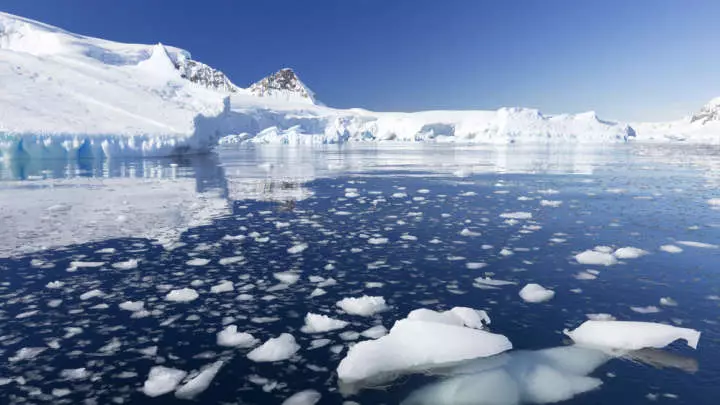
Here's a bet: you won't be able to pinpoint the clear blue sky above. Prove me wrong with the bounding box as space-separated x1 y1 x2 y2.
3 0 720 121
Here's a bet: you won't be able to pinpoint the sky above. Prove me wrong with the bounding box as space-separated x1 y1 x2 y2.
2 0 720 121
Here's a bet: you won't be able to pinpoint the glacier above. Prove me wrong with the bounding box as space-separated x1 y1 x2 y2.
1 11 717 163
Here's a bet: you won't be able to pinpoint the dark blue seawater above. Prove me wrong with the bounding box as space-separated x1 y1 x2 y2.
0 144 718 404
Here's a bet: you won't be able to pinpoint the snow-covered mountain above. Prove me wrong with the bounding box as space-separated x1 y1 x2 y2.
248 68 318 104
1 11 688 162
632 98 720 144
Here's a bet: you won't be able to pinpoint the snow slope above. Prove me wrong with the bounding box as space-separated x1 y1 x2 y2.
0 12 229 160
632 97 720 144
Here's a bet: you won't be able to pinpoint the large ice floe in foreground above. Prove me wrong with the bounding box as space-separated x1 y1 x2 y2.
0 12 229 160
337 307 512 389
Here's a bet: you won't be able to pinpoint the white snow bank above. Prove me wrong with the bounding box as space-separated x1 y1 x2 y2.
175 361 223 399
336 296 389 316
217 325 259 348
301 313 349 333
564 321 701 350
247 333 300 362
402 345 610 405
337 309 511 383
519 283 555 303
143 366 187 397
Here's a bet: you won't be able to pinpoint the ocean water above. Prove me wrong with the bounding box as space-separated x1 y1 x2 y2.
0 144 718 404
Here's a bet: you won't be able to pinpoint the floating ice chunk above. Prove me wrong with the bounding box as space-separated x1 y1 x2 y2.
175 361 224 399
318 278 337 287
400 234 418 241
337 318 512 383
660 297 678 307
466 262 488 270
540 200 563 207
459 228 481 237
119 301 144 312
142 366 187 397
402 345 609 405
112 259 138 270
69 261 105 270
709 198 720 206
80 289 104 300
165 288 199 302
575 250 618 266
473 277 517 288
613 247 648 259
631 306 661 314
52 388 71 397
9 347 46 362
301 313 349 333
337 296 389 316
309 339 332 349
677 241 718 249
273 272 300 285
499 212 532 220
218 256 244 265
288 243 309 254
586 313 616 321
361 325 388 339
210 281 234 294
407 307 491 329
186 258 210 266
60 368 90 381
247 333 300 362
309 288 326 298
564 321 701 350
282 389 322 405
499 248 514 256
575 271 598 280
46 280 64 289
594 246 614 253
659 245 683 253
368 237 389 245
519 284 555 303
217 325 259 348
392 192 408 198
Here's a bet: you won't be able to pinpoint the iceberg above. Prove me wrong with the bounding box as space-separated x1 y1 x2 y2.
247 333 300 362
142 366 187 397
564 321 701 351
337 308 511 387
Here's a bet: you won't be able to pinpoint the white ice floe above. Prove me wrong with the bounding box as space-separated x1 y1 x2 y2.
659 245 683 253
459 228 481 237
218 256 244 265
564 321 701 350
282 389 322 405
473 277 517 289
119 301 145 312
273 272 301 285
677 241 718 249
660 297 678 307
186 258 210 266
309 288 326 298
79 289 105 300
708 198 720 206
575 271 598 280
287 243 309 254
466 262 488 270
368 237 389 245
165 288 199 302
360 325 388 339
46 281 64 289
574 249 618 266
337 296 389 317
540 200 563 207
337 312 512 383
586 313 617 321
210 281 234 293
402 345 610 405
111 259 139 270
499 212 532 220
613 247 649 259
175 361 224 399
143 366 188 397
519 283 555 303
630 306 661 314
217 325 259 348
301 313 349 333
407 307 491 329
247 333 300 362
9 347 46 362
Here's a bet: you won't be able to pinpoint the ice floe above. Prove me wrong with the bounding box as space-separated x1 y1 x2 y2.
217 325 259 348
564 321 701 350
519 283 555 303
175 361 224 399
336 296 389 316
142 366 188 397
247 333 300 362
282 389 322 405
165 288 199 302
613 247 649 259
301 313 349 333
659 245 683 253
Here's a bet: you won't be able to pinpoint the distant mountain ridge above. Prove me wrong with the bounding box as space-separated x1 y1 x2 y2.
248 68 318 105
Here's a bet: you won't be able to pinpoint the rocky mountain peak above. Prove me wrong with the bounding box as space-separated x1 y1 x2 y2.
690 97 720 124
248 68 317 104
